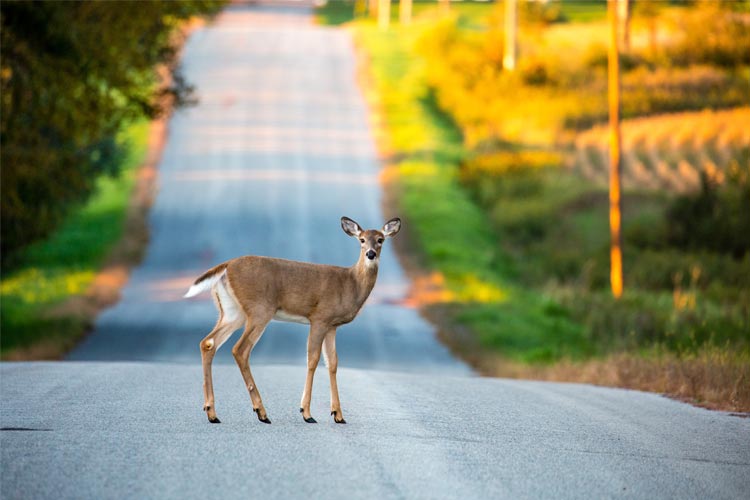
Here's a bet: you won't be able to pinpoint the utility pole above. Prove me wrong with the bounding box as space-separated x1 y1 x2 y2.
503 0 518 71
400 0 412 25
378 0 390 30
608 0 624 299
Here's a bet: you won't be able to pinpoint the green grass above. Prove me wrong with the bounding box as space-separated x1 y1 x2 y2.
0 120 150 357
557 0 606 23
341 4 749 364
353 21 588 363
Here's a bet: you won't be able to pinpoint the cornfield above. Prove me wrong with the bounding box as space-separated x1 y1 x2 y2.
573 107 750 192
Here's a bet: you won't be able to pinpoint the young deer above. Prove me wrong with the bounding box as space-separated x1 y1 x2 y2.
184 216 401 424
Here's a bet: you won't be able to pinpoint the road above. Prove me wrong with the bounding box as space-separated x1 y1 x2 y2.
2 4 749 499
2 363 749 499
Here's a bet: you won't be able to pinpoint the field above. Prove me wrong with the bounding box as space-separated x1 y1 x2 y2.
574 107 750 191
321 1 750 411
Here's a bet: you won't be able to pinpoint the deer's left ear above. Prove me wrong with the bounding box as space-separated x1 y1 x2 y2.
382 217 401 238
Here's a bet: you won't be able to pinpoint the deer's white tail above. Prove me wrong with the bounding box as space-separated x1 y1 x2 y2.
184 263 228 298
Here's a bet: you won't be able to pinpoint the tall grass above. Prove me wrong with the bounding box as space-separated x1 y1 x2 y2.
354 21 589 364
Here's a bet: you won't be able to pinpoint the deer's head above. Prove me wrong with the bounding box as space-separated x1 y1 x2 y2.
341 216 401 266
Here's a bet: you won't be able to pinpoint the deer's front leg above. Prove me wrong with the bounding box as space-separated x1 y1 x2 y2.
323 329 345 423
300 324 326 423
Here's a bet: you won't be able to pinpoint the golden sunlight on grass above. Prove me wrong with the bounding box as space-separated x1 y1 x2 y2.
402 272 507 308
0 269 95 304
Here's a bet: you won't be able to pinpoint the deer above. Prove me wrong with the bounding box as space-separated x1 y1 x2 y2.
184 216 401 425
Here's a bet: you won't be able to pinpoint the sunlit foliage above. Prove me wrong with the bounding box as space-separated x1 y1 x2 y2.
0 1 224 263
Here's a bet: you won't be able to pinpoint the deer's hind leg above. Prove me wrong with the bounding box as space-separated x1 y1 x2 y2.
232 307 274 424
200 286 242 423
200 285 242 424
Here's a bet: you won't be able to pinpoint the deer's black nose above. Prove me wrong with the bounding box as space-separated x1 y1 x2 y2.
366 250 377 260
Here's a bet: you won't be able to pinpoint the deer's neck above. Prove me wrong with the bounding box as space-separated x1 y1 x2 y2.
350 253 379 306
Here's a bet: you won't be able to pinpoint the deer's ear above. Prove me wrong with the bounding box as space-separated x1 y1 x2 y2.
341 217 363 237
382 217 401 238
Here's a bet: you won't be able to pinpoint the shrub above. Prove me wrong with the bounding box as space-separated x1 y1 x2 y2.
666 161 750 258
666 2 750 68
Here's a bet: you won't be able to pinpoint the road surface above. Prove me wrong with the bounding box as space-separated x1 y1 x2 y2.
2 4 749 500
2 363 748 499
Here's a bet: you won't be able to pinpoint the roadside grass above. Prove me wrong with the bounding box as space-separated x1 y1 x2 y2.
0 120 149 358
353 19 589 364
328 5 750 410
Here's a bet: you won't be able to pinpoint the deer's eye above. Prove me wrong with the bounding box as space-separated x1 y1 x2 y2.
377 238 384 244
359 238 365 243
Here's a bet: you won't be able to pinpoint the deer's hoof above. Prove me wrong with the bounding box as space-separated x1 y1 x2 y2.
300 408 317 423
253 408 271 424
208 416 221 424
331 411 347 424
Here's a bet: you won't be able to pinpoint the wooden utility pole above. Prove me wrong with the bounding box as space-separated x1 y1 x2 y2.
439 0 450 15
503 0 518 71
378 0 390 30
400 0 412 25
608 0 624 299
369 0 378 19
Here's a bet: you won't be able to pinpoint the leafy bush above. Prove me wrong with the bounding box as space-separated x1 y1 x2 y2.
666 161 750 258
666 2 750 68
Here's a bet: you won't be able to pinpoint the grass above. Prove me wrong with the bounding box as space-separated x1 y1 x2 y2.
352 17 589 364
0 120 150 358
325 3 750 411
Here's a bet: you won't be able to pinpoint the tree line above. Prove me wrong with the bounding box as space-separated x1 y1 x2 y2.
1 0 225 266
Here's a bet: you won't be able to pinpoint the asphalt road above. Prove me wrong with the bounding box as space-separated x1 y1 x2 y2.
2 363 749 499
2 4 749 499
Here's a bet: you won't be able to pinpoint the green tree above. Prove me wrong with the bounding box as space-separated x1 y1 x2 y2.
1 0 224 265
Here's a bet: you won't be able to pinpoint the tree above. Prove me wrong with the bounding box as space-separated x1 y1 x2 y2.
0 1 224 264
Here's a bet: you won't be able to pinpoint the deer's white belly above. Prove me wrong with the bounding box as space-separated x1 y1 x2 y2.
273 310 310 325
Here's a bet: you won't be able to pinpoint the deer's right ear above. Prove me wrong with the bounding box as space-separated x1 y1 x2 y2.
341 217 363 237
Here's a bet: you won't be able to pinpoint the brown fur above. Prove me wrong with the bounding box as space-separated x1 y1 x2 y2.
192 217 401 424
